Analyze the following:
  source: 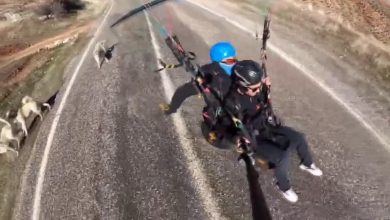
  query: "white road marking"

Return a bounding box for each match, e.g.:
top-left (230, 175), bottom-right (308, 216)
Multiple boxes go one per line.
top-left (187, 0), bottom-right (390, 151)
top-left (31, 1), bottom-right (115, 219)
top-left (145, 11), bottom-right (226, 220)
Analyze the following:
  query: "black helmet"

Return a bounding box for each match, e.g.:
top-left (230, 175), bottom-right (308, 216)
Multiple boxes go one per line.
top-left (232, 60), bottom-right (264, 87)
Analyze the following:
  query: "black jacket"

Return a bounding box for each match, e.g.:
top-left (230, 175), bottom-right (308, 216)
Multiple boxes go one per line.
top-left (222, 85), bottom-right (272, 135)
top-left (222, 86), bottom-right (292, 163)
top-left (199, 62), bottom-right (233, 126)
top-left (200, 62), bottom-right (232, 100)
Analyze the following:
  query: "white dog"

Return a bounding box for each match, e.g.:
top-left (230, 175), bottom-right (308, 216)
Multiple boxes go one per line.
top-left (93, 40), bottom-right (109, 69)
top-left (0, 117), bottom-right (19, 156)
top-left (7, 96), bottom-right (51, 136)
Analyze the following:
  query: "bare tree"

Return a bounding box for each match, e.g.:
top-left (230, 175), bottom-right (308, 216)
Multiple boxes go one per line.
top-left (35, 0), bottom-right (85, 19)
top-left (35, 3), bottom-right (53, 19)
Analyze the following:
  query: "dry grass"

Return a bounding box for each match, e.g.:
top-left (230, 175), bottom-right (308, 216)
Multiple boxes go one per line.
top-left (294, 0), bottom-right (390, 44)
top-left (284, 0), bottom-right (390, 84)
top-left (0, 33), bottom-right (90, 220)
top-left (0, 0), bottom-right (107, 218)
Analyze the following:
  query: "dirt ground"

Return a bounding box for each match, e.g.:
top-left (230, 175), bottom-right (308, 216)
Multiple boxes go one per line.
top-left (235, 0), bottom-right (390, 45)
top-left (0, 0), bottom-right (107, 219)
top-left (284, 0), bottom-right (390, 87)
top-left (0, 0), bottom-right (107, 113)
top-left (295, 0), bottom-right (390, 44)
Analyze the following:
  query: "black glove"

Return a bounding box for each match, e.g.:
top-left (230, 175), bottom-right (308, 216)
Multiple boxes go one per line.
top-left (262, 103), bottom-right (282, 127)
top-left (267, 114), bottom-right (282, 127)
top-left (235, 137), bottom-right (250, 153)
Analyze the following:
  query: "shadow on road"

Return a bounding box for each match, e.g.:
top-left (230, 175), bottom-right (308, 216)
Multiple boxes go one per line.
top-left (240, 152), bottom-right (273, 220)
top-left (110, 0), bottom-right (169, 28)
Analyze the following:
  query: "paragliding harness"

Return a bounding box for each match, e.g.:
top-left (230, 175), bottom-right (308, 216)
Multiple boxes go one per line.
top-left (155, 15), bottom-right (275, 167)
top-left (138, 0), bottom-right (276, 167)
top-left (156, 36), bottom-right (223, 127)
top-left (161, 38), bottom-right (227, 145)
top-left (156, 34), bottom-right (257, 155)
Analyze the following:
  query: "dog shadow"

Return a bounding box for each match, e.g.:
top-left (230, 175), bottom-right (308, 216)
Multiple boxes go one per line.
top-left (100, 43), bottom-right (118, 69)
top-left (105, 43), bottom-right (117, 60)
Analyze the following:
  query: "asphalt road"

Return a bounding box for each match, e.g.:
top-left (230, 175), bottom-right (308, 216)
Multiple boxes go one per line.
top-left (13, 0), bottom-right (390, 219)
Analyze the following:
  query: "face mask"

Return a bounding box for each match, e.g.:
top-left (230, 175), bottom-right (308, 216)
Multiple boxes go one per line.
top-left (218, 62), bottom-right (234, 76)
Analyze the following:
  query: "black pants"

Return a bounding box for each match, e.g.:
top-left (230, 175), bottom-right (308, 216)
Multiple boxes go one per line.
top-left (166, 81), bottom-right (198, 114)
top-left (256, 126), bottom-right (314, 191)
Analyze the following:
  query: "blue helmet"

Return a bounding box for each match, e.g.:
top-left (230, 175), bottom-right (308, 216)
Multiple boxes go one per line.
top-left (210, 42), bottom-right (236, 62)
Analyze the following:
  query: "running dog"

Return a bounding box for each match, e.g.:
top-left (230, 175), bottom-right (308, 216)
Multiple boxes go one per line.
top-left (93, 40), bottom-right (110, 69)
top-left (0, 117), bottom-right (19, 156)
top-left (7, 96), bottom-right (51, 136)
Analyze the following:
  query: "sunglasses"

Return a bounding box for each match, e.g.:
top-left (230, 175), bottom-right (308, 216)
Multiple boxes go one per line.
top-left (246, 85), bottom-right (262, 93)
top-left (221, 58), bottom-right (238, 65)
